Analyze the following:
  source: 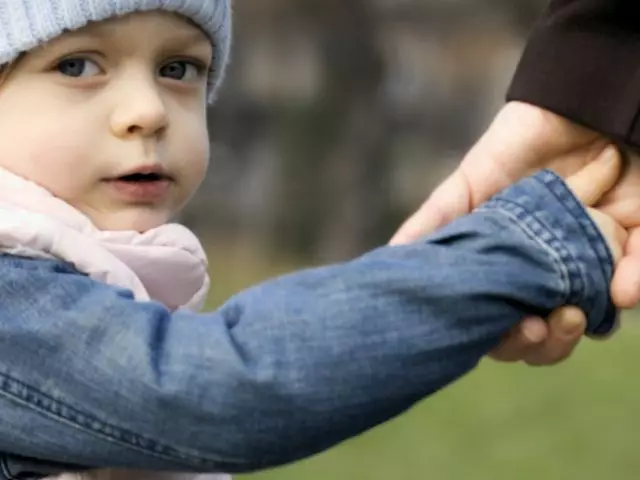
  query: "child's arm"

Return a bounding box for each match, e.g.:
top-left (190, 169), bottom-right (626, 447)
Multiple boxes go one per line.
top-left (0, 167), bottom-right (620, 473)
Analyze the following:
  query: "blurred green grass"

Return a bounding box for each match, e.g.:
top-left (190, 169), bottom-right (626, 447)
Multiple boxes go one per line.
top-left (206, 240), bottom-right (640, 480)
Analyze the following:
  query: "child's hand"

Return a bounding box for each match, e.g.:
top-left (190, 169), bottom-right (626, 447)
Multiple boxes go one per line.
top-left (565, 146), bottom-right (628, 264)
top-left (489, 147), bottom-right (627, 365)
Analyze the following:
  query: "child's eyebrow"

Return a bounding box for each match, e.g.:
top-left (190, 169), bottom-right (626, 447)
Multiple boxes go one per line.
top-left (61, 26), bottom-right (210, 50)
top-left (161, 31), bottom-right (212, 51)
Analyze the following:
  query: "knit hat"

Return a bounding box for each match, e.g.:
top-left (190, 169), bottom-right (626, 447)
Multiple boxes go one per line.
top-left (0, 0), bottom-right (231, 101)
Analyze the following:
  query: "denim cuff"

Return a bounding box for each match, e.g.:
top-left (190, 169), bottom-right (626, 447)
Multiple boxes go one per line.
top-left (478, 169), bottom-right (618, 337)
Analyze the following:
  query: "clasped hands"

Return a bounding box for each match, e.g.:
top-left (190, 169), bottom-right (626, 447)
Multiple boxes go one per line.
top-left (390, 102), bottom-right (640, 366)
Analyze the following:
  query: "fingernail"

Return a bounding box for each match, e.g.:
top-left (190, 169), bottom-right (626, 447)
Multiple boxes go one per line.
top-left (600, 146), bottom-right (619, 164)
top-left (560, 314), bottom-right (585, 336)
top-left (522, 321), bottom-right (546, 343)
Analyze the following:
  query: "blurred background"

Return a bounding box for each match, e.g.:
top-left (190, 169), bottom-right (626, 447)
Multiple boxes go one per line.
top-left (188, 1), bottom-right (640, 478)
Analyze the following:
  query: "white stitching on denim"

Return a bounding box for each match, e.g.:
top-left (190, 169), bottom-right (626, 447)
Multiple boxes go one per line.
top-left (476, 205), bottom-right (571, 300)
top-left (0, 374), bottom-right (248, 470)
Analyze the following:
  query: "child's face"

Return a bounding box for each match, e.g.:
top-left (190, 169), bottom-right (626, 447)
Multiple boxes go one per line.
top-left (0, 11), bottom-right (212, 232)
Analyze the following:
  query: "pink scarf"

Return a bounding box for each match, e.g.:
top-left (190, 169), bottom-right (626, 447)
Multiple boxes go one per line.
top-left (0, 167), bottom-right (210, 311)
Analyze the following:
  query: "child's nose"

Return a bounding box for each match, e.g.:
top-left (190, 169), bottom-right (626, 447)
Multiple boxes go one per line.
top-left (109, 86), bottom-right (168, 139)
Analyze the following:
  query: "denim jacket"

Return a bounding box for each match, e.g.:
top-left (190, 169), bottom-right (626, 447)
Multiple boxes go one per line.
top-left (0, 170), bottom-right (616, 478)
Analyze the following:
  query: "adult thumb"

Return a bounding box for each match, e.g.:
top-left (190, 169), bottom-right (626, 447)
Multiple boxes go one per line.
top-left (564, 146), bottom-right (622, 206)
top-left (389, 171), bottom-right (471, 245)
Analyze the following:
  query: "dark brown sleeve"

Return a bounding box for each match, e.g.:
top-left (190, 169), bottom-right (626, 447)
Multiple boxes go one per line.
top-left (507, 0), bottom-right (640, 147)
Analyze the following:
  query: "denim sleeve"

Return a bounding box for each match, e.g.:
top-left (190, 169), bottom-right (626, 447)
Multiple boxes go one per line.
top-left (0, 170), bottom-right (615, 474)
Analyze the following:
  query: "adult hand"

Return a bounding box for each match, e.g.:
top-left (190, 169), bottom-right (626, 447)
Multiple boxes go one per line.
top-left (594, 150), bottom-right (640, 308)
top-left (390, 102), bottom-right (640, 365)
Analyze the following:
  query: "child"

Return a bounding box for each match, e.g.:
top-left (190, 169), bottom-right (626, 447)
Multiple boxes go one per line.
top-left (0, 1), bottom-right (626, 479)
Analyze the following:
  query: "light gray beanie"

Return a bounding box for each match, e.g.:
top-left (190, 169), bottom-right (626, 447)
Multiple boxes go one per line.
top-left (0, 0), bottom-right (231, 101)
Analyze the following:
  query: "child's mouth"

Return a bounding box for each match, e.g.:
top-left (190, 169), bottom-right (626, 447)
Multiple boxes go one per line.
top-left (118, 172), bottom-right (167, 182)
top-left (105, 172), bottom-right (173, 202)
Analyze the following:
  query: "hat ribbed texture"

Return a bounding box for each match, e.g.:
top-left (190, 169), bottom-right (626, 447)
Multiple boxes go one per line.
top-left (0, 0), bottom-right (231, 101)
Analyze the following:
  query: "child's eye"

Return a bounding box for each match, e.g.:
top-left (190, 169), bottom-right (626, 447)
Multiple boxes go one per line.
top-left (159, 61), bottom-right (203, 82)
top-left (56, 58), bottom-right (101, 78)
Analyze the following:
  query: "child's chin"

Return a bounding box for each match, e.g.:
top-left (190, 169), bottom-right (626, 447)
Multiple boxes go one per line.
top-left (90, 210), bottom-right (170, 233)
